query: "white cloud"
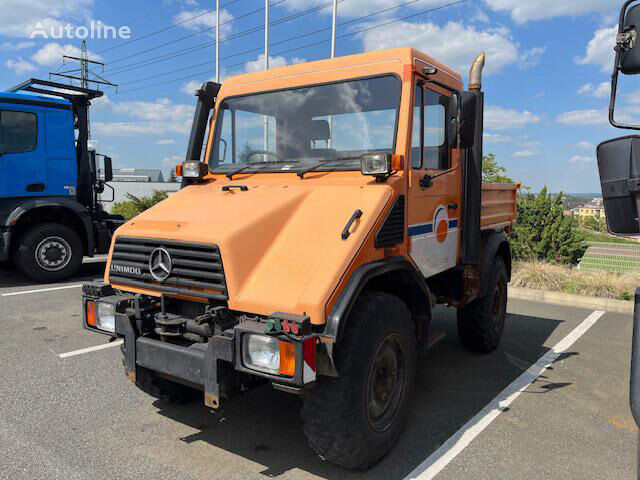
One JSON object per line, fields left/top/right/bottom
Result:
{"left": 285, "top": 0, "right": 443, "bottom": 18}
{"left": 484, "top": 133, "right": 512, "bottom": 143}
{"left": 173, "top": 8, "right": 233, "bottom": 36}
{"left": 513, "top": 149, "right": 537, "bottom": 158}
{"left": 181, "top": 80, "right": 202, "bottom": 96}
{"left": 361, "top": 21, "right": 519, "bottom": 76}
{"left": 157, "top": 139, "right": 176, "bottom": 145}
{"left": 576, "top": 141, "right": 595, "bottom": 150}
{"left": 244, "top": 54, "right": 305, "bottom": 73}
{"left": 0, "top": 0, "right": 93, "bottom": 38}
{"left": 1, "top": 41, "right": 36, "bottom": 50}
{"left": 569, "top": 155, "right": 595, "bottom": 166}
{"left": 484, "top": 0, "right": 619, "bottom": 24}
{"left": 5, "top": 57, "right": 37, "bottom": 75}
{"left": 519, "top": 46, "right": 546, "bottom": 70}
{"left": 31, "top": 42, "right": 101, "bottom": 67}
{"left": 485, "top": 106, "right": 541, "bottom": 130}
{"left": 93, "top": 98, "right": 194, "bottom": 137}
{"left": 577, "top": 82, "right": 611, "bottom": 99}
{"left": 556, "top": 109, "right": 608, "bottom": 127}
{"left": 575, "top": 26, "right": 616, "bottom": 72}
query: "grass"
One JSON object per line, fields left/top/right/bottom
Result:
{"left": 580, "top": 229, "right": 639, "bottom": 245}
{"left": 511, "top": 261, "right": 640, "bottom": 301}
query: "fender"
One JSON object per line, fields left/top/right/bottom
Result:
{"left": 324, "top": 256, "right": 432, "bottom": 345}
{"left": 0, "top": 197, "right": 95, "bottom": 256}
{"left": 478, "top": 230, "right": 512, "bottom": 299}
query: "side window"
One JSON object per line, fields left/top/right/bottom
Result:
{"left": 0, "top": 110, "right": 37, "bottom": 154}
{"left": 411, "top": 86, "right": 449, "bottom": 170}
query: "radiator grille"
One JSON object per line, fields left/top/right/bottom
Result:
{"left": 375, "top": 195, "right": 405, "bottom": 248}
{"left": 109, "top": 237, "right": 227, "bottom": 301}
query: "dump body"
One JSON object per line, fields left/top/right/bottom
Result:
{"left": 481, "top": 183, "right": 517, "bottom": 231}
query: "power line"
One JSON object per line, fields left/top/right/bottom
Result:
{"left": 117, "top": 0, "right": 468, "bottom": 95}
{"left": 92, "top": 0, "right": 243, "bottom": 56}
{"left": 106, "top": 0, "right": 323, "bottom": 76}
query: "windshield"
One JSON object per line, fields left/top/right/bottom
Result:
{"left": 209, "top": 75, "right": 401, "bottom": 174}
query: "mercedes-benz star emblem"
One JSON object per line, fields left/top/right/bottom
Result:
{"left": 149, "top": 247, "right": 172, "bottom": 282}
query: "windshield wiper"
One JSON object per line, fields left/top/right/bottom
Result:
{"left": 297, "top": 156, "right": 362, "bottom": 179}
{"left": 224, "top": 161, "right": 286, "bottom": 180}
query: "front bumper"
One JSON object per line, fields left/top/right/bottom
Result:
{"left": 0, "top": 228, "right": 10, "bottom": 262}
{"left": 115, "top": 314, "right": 317, "bottom": 408}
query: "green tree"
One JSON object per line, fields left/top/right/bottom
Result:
{"left": 168, "top": 168, "right": 178, "bottom": 182}
{"left": 482, "top": 153, "right": 513, "bottom": 183}
{"left": 580, "top": 215, "right": 607, "bottom": 233}
{"left": 509, "top": 187, "right": 587, "bottom": 265}
{"left": 112, "top": 191, "right": 169, "bottom": 220}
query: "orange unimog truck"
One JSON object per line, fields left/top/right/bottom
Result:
{"left": 82, "top": 48, "right": 516, "bottom": 469}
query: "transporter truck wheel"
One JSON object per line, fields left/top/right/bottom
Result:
{"left": 301, "top": 291, "right": 416, "bottom": 469}
{"left": 14, "top": 223, "right": 83, "bottom": 283}
{"left": 457, "top": 256, "right": 508, "bottom": 353}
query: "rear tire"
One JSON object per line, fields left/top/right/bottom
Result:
{"left": 14, "top": 223, "right": 83, "bottom": 283}
{"left": 457, "top": 256, "right": 508, "bottom": 353}
{"left": 301, "top": 291, "right": 416, "bottom": 469}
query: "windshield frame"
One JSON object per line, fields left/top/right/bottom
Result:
{"left": 207, "top": 73, "right": 403, "bottom": 175}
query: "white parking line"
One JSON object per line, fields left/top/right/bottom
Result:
{"left": 403, "top": 309, "right": 606, "bottom": 480}
{"left": 2, "top": 284, "right": 83, "bottom": 297}
{"left": 58, "top": 339, "right": 123, "bottom": 359}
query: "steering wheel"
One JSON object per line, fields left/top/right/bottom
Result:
{"left": 245, "top": 150, "right": 285, "bottom": 163}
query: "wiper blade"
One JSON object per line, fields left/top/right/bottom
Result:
{"left": 225, "top": 161, "right": 286, "bottom": 180}
{"left": 297, "top": 156, "right": 361, "bottom": 179}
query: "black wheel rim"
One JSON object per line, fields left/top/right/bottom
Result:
{"left": 492, "top": 278, "right": 507, "bottom": 335}
{"left": 366, "top": 333, "right": 407, "bottom": 433}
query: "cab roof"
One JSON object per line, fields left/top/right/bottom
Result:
{"left": 222, "top": 48, "right": 464, "bottom": 89}
{"left": 0, "top": 91, "right": 71, "bottom": 107}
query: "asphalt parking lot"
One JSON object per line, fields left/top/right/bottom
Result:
{"left": 0, "top": 261, "right": 636, "bottom": 480}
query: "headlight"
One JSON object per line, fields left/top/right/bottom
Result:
{"left": 182, "top": 161, "right": 208, "bottom": 179}
{"left": 242, "top": 334, "right": 295, "bottom": 376}
{"left": 361, "top": 152, "right": 392, "bottom": 177}
{"left": 96, "top": 302, "right": 116, "bottom": 333}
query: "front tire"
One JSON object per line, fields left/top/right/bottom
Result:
{"left": 457, "top": 256, "right": 508, "bottom": 353}
{"left": 14, "top": 223, "right": 83, "bottom": 283}
{"left": 301, "top": 291, "right": 416, "bottom": 469}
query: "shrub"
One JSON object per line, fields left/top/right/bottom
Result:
{"left": 510, "top": 187, "right": 587, "bottom": 265}
{"left": 112, "top": 191, "right": 169, "bottom": 220}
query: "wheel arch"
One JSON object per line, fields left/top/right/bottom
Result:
{"left": 478, "top": 230, "right": 512, "bottom": 299}
{"left": 3, "top": 199, "right": 93, "bottom": 257}
{"left": 324, "top": 257, "right": 432, "bottom": 354}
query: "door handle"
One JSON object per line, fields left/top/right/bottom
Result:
{"left": 26, "top": 183, "right": 45, "bottom": 192}
{"left": 341, "top": 209, "right": 363, "bottom": 240}
{"left": 448, "top": 203, "right": 459, "bottom": 210}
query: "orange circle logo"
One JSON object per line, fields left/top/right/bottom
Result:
{"left": 436, "top": 219, "right": 448, "bottom": 243}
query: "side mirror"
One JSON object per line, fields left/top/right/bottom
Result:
{"left": 620, "top": 3, "right": 640, "bottom": 74}
{"left": 103, "top": 156, "right": 113, "bottom": 183}
{"left": 597, "top": 135, "right": 640, "bottom": 235}
{"left": 459, "top": 91, "right": 477, "bottom": 148}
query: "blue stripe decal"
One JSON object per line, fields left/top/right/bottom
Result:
{"left": 408, "top": 223, "right": 433, "bottom": 236}
{"left": 449, "top": 219, "right": 458, "bottom": 228}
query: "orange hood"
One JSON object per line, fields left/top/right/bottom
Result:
{"left": 107, "top": 176, "right": 394, "bottom": 324}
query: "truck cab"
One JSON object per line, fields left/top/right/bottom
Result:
{"left": 83, "top": 48, "right": 516, "bottom": 469}
{"left": 0, "top": 79, "right": 123, "bottom": 282}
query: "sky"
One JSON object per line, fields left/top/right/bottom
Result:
{"left": 0, "top": 0, "right": 632, "bottom": 193}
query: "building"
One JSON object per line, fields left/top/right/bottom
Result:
{"left": 111, "top": 168, "right": 165, "bottom": 183}
{"left": 573, "top": 198, "right": 606, "bottom": 221}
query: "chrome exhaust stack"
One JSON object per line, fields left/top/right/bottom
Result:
{"left": 468, "top": 52, "right": 486, "bottom": 92}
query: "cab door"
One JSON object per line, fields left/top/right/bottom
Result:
{"left": 407, "top": 82, "right": 461, "bottom": 278}
{"left": 0, "top": 106, "right": 46, "bottom": 197}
